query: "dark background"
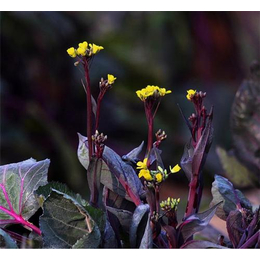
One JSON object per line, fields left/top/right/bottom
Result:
{"left": 1, "top": 12, "right": 259, "bottom": 216}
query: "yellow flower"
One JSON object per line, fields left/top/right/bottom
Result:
{"left": 107, "top": 74, "right": 117, "bottom": 85}
{"left": 136, "top": 158, "right": 148, "bottom": 170}
{"left": 138, "top": 169, "right": 153, "bottom": 181}
{"left": 170, "top": 164, "right": 181, "bottom": 173}
{"left": 77, "top": 47, "right": 87, "bottom": 56}
{"left": 89, "top": 43, "right": 104, "bottom": 55}
{"left": 158, "top": 88, "right": 172, "bottom": 96}
{"left": 186, "top": 89, "right": 196, "bottom": 101}
{"left": 67, "top": 47, "right": 77, "bottom": 58}
{"left": 136, "top": 85, "right": 171, "bottom": 101}
{"left": 155, "top": 173, "right": 163, "bottom": 183}
{"left": 136, "top": 90, "right": 146, "bottom": 101}
{"left": 78, "top": 41, "right": 88, "bottom": 49}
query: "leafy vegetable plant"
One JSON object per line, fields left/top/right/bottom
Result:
{"left": 0, "top": 41, "right": 259, "bottom": 249}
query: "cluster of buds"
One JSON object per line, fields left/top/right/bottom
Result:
{"left": 186, "top": 89, "right": 207, "bottom": 102}
{"left": 154, "top": 129, "right": 167, "bottom": 148}
{"left": 99, "top": 74, "right": 117, "bottom": 92}
{"left": 92, "top": 130, "right": 107, "bottom": 158}
{"left": 160, "top": 197, "right": 180, "bottom": 212}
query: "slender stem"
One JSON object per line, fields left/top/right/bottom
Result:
{"left": 95, "top": 91, "right": 105, "bottom": 132}
{"left": 155, "top": 185, "right": 160, "bottom": 213}
{"left": 83, "top": 59, "right": 93, "bottom": 158}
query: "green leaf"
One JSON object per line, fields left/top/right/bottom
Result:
{"left": 39, "top": 190, "right": 101, "bottom": 248}
{"left": 216, "top": 146, "right": 258, "bottom": 188}
{"left": 210, "top": 175, "right": 252, "bottom": 220}
{"left": 37, "top": 182, "right": 106, "bottom": 234}
{"left": 36, "top": 181, "right": 87, "bottom": 207}
{"left": 0, "top": 158, "right": 50, "bottom": 224}
{"left": 0, "top": 228, "right": 18, "bottom": 248}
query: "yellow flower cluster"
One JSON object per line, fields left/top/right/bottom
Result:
{"left": 136, "top": 85, "right": 172, "bottom": 101}
{"left": 67, "top": 41, "right": 104, "bottom": 58}
{"left": 107, "top": 74, "right": 117, "bottom": 85}
{"left": 136, "top": 158, "right": 181, "bottom": 183}
{"left": 186, "top": 89, "right": 196, "bottom": 101}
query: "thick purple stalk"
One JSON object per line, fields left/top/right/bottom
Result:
{"left": 144, "top": 102, "right": 154, "bottom": 160}
{"left": 83, "top": 59, "right": 93, "bottom": 158}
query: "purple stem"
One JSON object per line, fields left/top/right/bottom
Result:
{"left": 0, "top": 205, "right": 41, "bottom": 235}
{"left": 83, "top": 59, "right": 93, "bottom": 159}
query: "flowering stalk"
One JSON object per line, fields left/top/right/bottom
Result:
{"left": 183, "top": 90, "right": 213, "bottom": 218}
{"left": 83, "top": 58, "right": 93, "bottom": 158}
{"left": 95, "top": 75, "right": 116, "bottom": 132}
{"left": 67, "top": 41, "right": 104, "bottom": 159}
{"left": 136, "top": 85, "right": 171, "bottom": 159}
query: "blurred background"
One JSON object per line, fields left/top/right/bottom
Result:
{"left": 1, "top": 12, "right": 259, "bottom": 232}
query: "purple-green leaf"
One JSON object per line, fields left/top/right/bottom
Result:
{"left": 181, "top": 240, "right": 226, "bottom": 249}
{"left": 210, "top": 175, "right": 252, "bottom": 220}
{"left": 178, "top": 201, "right": 222, "bottom": 242}
{"left": 0, "top": 158, "right": 50, "bottom": 233}
{"left": 129, "top": 204, "right": 152, "bottom": 248}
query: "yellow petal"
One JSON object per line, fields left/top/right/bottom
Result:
{"left": 186, "top": 89, "right": 196, "bottom": 101}
{"left": 76, "top": 47, "right": 87, "bottom": 56}
{"left": 67, "top": 47, "right": 77, "bottom": 58}
{"left": 155, "top": 173, "right": 163, "bottom": 183}
{"left": 170, "top": 164, "right": 181, "bottom": 173}
{"left": 138, "top": 169, "right": 153, "bottom": 181}
{"left": 78, "top": 41, "right": 88, "bottom": 50}
{"left": 107, "top": 74, "right": 117, "bottom": 85}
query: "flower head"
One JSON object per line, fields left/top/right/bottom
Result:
{"left": 136, "top": 158, "right": 148, "bottom": 170}
{"left": 155, "top": 173, "right": 163, "bottom": 183}
{"left": 76, "top": 41, "right": 88, "bottom": 56}
{"left": 67, "top": 41, "right": 104, "bottom": 58}
{"left": 138, "top": 169, "right": 153, "bottom": 181}
{"left": 89, "top": 43, "right": 104, "bottom": 56}
{"left": 107, "top": 74, "right": 117, "bottom": 85}
{"left": 67, "top": 47, "right": 77, "bottom": 58}
{"left": 136, "top": 85, "right": 171, "bottom": 101}
{"left": 186, "top": 89, "right": 196, "bottom": 101}
{"left": 158, "top": 88, "right": 172, "bottom": 96}
{"left": 169, "top": 164, "right": 181, "bottom": 174}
